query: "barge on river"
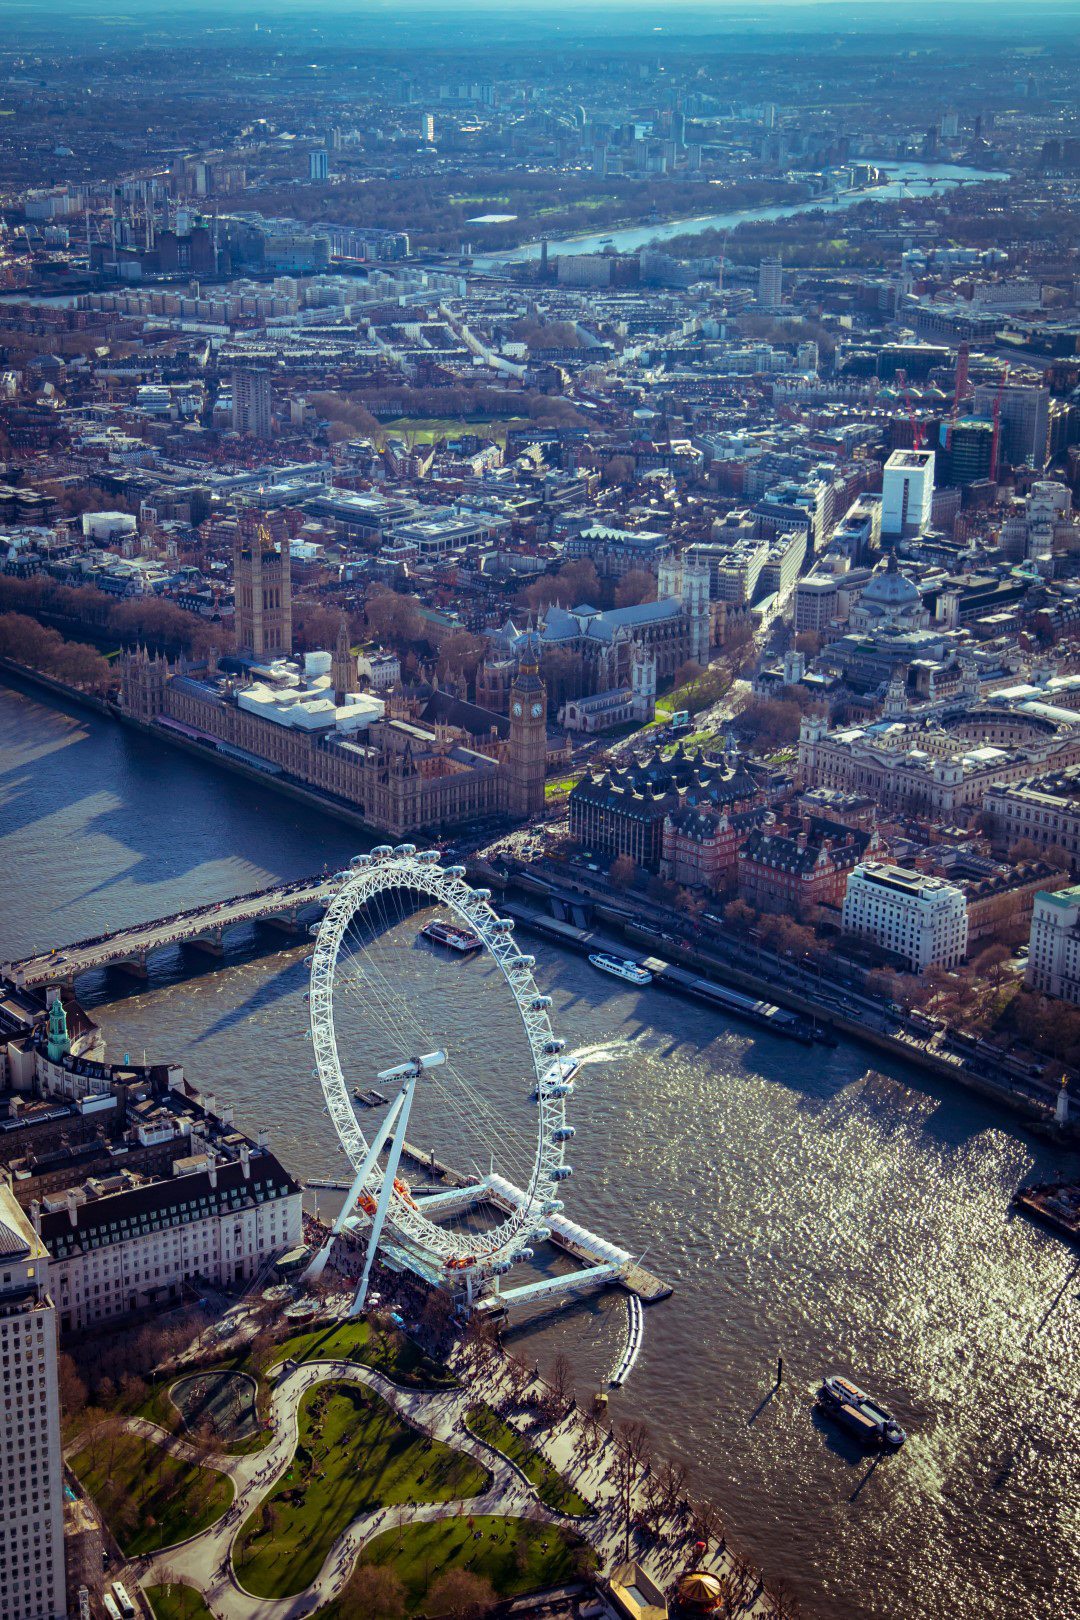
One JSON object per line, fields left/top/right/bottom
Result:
{"left": 1013, "top": 1181, "right": 1080, "bottom": 1244}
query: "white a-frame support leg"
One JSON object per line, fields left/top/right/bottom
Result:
{"left": 302, "top": 1080, "right": 413, "bottom": 1285}
{"left": 350, "top": 1073, "right": 416, "bottom": 1317}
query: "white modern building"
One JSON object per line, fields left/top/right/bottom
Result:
{"left": 0, "top": 1184, "right": 65, "bottom": 1620}
{"left": 842, "top": 860, "right": 968, "bottom": 971}
{"left": 881, "top": 448, "right": 935, "bottom": 538}
{"left": 1025, "top": 885, "right": 1080, "bottom": 1003}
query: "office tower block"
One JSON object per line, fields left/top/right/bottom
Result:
{"left": 231, "top": 366, "right": 272, "bottom": 439}
{"left": 757, "top": 257, "right": 782, "bottom": 306}
{"left": 0, "top": 1184, "right": 65, "bottom": 1620}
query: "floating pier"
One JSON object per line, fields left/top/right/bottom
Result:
{"left": 304, "top": 1160, "right": 672, "bottom": 1313}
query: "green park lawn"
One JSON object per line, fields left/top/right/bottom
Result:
{"left": 321, "top": 1516, "right": 594, "bottom": 1618}
{"left": 380, "top": 415, "right": 528, "bottom": 446}
{"left": 233, "top": 1381, "right": 490, "bottom": 1598}
{"left": 544, "top": 773, "right": 584, "bottom": 800}
{"left": 70, "top": 1429, "right": 232, "bottom": 1556}
{"left": 466, "top": 1404, "right": 593, "bottom": 1516}
{"left": 268, "top": 1317, "right": 456, "bottom": 1389}
{"left": 146, "top": 1584, "right": 217, "bottom": 1620}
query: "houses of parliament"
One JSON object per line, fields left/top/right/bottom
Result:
{"left": 120, "top": 523, "right": 550, "bottom": 838}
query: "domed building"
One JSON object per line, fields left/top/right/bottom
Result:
{"left": 849, "top": 552, "right": 929, "bottom": 633}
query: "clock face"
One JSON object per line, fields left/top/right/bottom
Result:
{"left": 511, "top": 701, "right": 523, "bottom": 717}
{"left": 531, "top": 702, "right": 543, "bottom": 718}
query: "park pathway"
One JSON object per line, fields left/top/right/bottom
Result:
{"left": 73, "top": 1346, "right": 770, "bottom": 1619}
{"left": 122, "top": 1358, "right": 584, "bottom": 1620}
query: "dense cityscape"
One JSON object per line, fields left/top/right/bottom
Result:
{"left": 1, "top": 5, "right": 1079, "bottom": 1620}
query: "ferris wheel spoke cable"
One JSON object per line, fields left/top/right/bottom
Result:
{"left": 333, "top": 900, "right": 539, "bottom": 1176}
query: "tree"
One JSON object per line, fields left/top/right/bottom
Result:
{"left": 723, "top": 898, "right": 756, "bottom": 935}
{"left": 339, "top": 1564, "right": 406, "bottom": 1620}
{"left": 602, "top": 455, "right": 635, "bottom": 488}
{"left": 615, "top": 569, "right": 657, "bottom": 608}
{"left": 365, "top": 588, "right": 423, "bottom": 645}
{"left": 57, "top": 1354, "right": 87, "bottom": 1422}
{"left": 674, "top": 659, "right": 705, "bottom": 695}
{"left": 973, "top": 942, "right": 1012, "bottom": 987}
{"left": 427, "top": 1569, "right": 496, "bottom": 1620}
{"left": 437, "top": 629, "right": 487, "bottom": 690}
{"left": 609, "top": 854, "right": 639, "bottom": 889}
{"left": 549, "top": 1351, "right": 575, "bottom": 1411}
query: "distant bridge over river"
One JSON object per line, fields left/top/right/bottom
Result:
{"left": 4, "top": 875, "right": 336, "bottom": 989}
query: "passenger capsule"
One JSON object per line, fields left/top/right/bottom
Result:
{"left": 417, "top": 850, "right": 440, "bottom": 864}
{"left": 489, "top": 917, "right": 514, "bottom": 934}
{"left": 371, "top": 845, "right": 394, "bottom": 859}
{"left": 546, "top": 1081, "right": 575, "bottom": 1098}
{"left": 350, "top": 854, "right": 372, "bottom": 868}
{"left": 543, "top": 1199, "right": 565, "bottom": 1215}
{"left": 542, "top": 1038, "right": 565, "bottom": 1055}
{"left": 549, "top": 1166, "right": 573, "bottom": 1182}
{"left": 471, "top": 888, "right": 491, "bottom": 902}
{"left": 491, "top": 1259, "right": 513, "bottom": 1275}
{"left": 308, "top": 924, "right": 322, "bottom": 938}
{"left": 531, "top": 995, "right": 553, "bottom": 1010}
{"left": 394, "top": 842, "right": 417, "bottom": 858}
{"left": 552, "top": 1125, "right": 575, "bottom": 1142}
{"left": 445, "top": 864, "right": 466, "bottom": 878}
{"left": 515, "top": 954, "right": 537, "bottom": 969}
{"left": 532, "top": 1227, "right": 552, "bottom": 1242}
{"left": 511, "top": 1248, "right": 534, "bottom": 1263}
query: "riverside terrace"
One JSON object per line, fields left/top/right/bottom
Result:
{"left": 3, "top": 874, "right": 336, "bottom": 990}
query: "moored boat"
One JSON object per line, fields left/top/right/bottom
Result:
{"left": 817, "top": 1373, "right": 906, "bottom": 1448}
{"left": 588, "top": 952, "right": 652, "bottom": 986}
{"left": 1013, "top": 1181, "right": 1080, "bottom": 1245}
{"left": 420, "top": 919, "right": 482, "bottom": 953}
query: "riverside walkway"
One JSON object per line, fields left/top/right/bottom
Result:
{"left": 5, "top": 876, "right": 335, "bottom": 989}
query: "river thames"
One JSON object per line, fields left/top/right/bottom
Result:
{"left": 2, "top": 679, "right": 1078, "bottom": 1620}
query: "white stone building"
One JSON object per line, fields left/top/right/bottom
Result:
{"left": 1025, "top": 885, "right": 1080, "bottom": 1003}
{"left": 842, "top": 860, "right": 968, "bottom": 971}
{"left": 34, "top": 1142, "right": 301, "bottom": 1336}
{"left": 0, "top": 1184, "right": 65, "bottom": 1620}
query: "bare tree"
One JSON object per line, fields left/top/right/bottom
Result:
{"left": 339, "top": 1564, "right": 406, "bottom": 1620}
{"left": 427, "top": 1569, "right": 497, "bottom": 1620}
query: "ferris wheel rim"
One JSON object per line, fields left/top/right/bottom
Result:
{"left": 308, "top": 852, "right": 568, "bottom": 1271}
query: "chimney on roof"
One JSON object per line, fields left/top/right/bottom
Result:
{"left": 204, "top": 1092, "right": 217, "bottom": 1120}
{"left": 257, "top": 1128, "right": 268, "bottom": 1149}
{"left": 208, "top": 1150, "right": 218, "bottom": 1189}
{"left": 30, "top": 1199, "right": 41, "bottom": 1234}
{"left": 222, "top": 1104, "right": 234, "bottom": 1129}
{"left": 240, "top": 1144, "right": 251, "bottom": 1180}
{"left": 66, "top": 1190, "right": 78, "bottom": 1228}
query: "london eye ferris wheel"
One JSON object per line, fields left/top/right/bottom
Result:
{"left": 304, "top": 846, "right": 576, "bottom": 1311}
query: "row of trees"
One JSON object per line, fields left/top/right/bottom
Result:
{"left": 0, "top": 574, "right": 229, "bottom": 662}
{"left": 0, "top": 611, "right": 112, "bottom": 690}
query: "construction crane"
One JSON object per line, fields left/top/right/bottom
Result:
{"left": 944, "top": 341, "right": 970, "bottom": 451}
{"left": 895, "top": 368, "right": 926, "bottom": 451}
{"left": 989, "top": 364, "right": 1009, "bottom": 483}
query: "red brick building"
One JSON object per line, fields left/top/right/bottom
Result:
{"left": 737, "top": 816, "right": 876, "bottom": 916}
{"left": 661, "top": 803, "right": 769, "bottom": 891}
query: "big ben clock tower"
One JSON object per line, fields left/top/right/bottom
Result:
{"left": 507, "top": 634, "right": 547, "bottom": 820}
